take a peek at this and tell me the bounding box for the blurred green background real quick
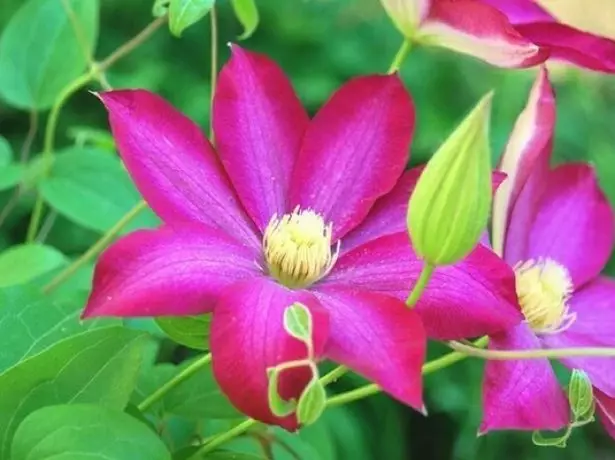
[1,0,615,458]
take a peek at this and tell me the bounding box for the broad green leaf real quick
[283,302,313,344]
[0,327,147,458]
[0,285,117,372]
[131,363,176,414]
[0,0,99,110]
[169,0,215,37]
[0,135,22,190]
[11,404,171,460]
[231,0,259,39]
[207,453,266,460]
[40,147,159,233]
[156,314,211,350]
[163,359,240,419]
[0,244,67,288]
[296,377,326,426]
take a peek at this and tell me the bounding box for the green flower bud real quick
[568,369,595,423]
[408,92,493,266]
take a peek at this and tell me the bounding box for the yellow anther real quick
[263,207,338,288]
[515,258,576,334]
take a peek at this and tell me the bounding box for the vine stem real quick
[448,341,615,360]
[26,72,95,242]
[406,263,434,308]
[387,39,412,74]
[98,16,167,72]
[42,200,147,293]
[209,6,218,143]
[138,353,212,412]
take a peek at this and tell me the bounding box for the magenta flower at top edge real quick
[83,46,522,430]
[483,65,615,434]
[381,0,615,71]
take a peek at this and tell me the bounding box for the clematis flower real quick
[380,0,615,71]
[484,66,615,433]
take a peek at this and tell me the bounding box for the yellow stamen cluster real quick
[515,258,576,334]
[263,207,338,288]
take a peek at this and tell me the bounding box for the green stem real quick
[138,353,212,412]
[42,200,147,292]
[209,5,218,143]
[406,263,434,307]
[319,365,348,386]
[327,336,489,408]
[189,364,349,458]
[449,341,615,360]
[26,72,95,243]
[387,39,412,74]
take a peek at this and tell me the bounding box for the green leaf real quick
[0,136,22,191]
[531,429,570,448]
[568,369,595,422]
[267,367,296,417]
[0,244,67,288]
[231,0,259,39]
[0,285,117,372]
[296,377,326,426]
[68,125,116,151]
[156,314,211,350]
[153,0,171,17]
[206,453,266,460]
[11,404,171,460]
[163,359,240,419]
[0,0,99,110]
[169,0,215,37]
[40,147,159,233]
[283,302,313,345]
[0,327,147,458]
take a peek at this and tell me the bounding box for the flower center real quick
[263,207,338,288]
[514,258,576,334]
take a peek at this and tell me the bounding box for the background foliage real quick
[1,0,615,458]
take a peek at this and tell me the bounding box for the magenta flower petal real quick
[289,75,414,241]
[596,388,615,439]
[481,323,569,432]
[526,164,614,288]
[213,46,309,232]
[98,90,258,247]
[314,286,425,411]
[325,232,521,340]
[480,0,554,24]
[540,277,615,396]
[420,0,548,68]
[341,167,423,254]
[343,168,506,254]
[515,22,615,73]
[210,278,329,431]
[492,67,555,261]
[83,225,260,318]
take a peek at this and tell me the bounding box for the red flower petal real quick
[83,225,260,318]
[98,90,258,247]
[290,75,414,241]
[420,0,548,68]
[481,323,569,432]
[526,164,614,288]
[314,286,425,411]
[214,46,309,232]
[325,232,522,340]
[210,278,329,431]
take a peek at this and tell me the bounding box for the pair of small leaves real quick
[161,0,259,39]
[532,370,596,448]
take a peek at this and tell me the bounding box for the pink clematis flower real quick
[485,66,615,433]
[381,0,615,71]
[83,45,523,430]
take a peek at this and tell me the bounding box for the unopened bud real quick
[408,92,493,265]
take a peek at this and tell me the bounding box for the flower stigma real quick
[263,207,339,288]
[514,258,576,334]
